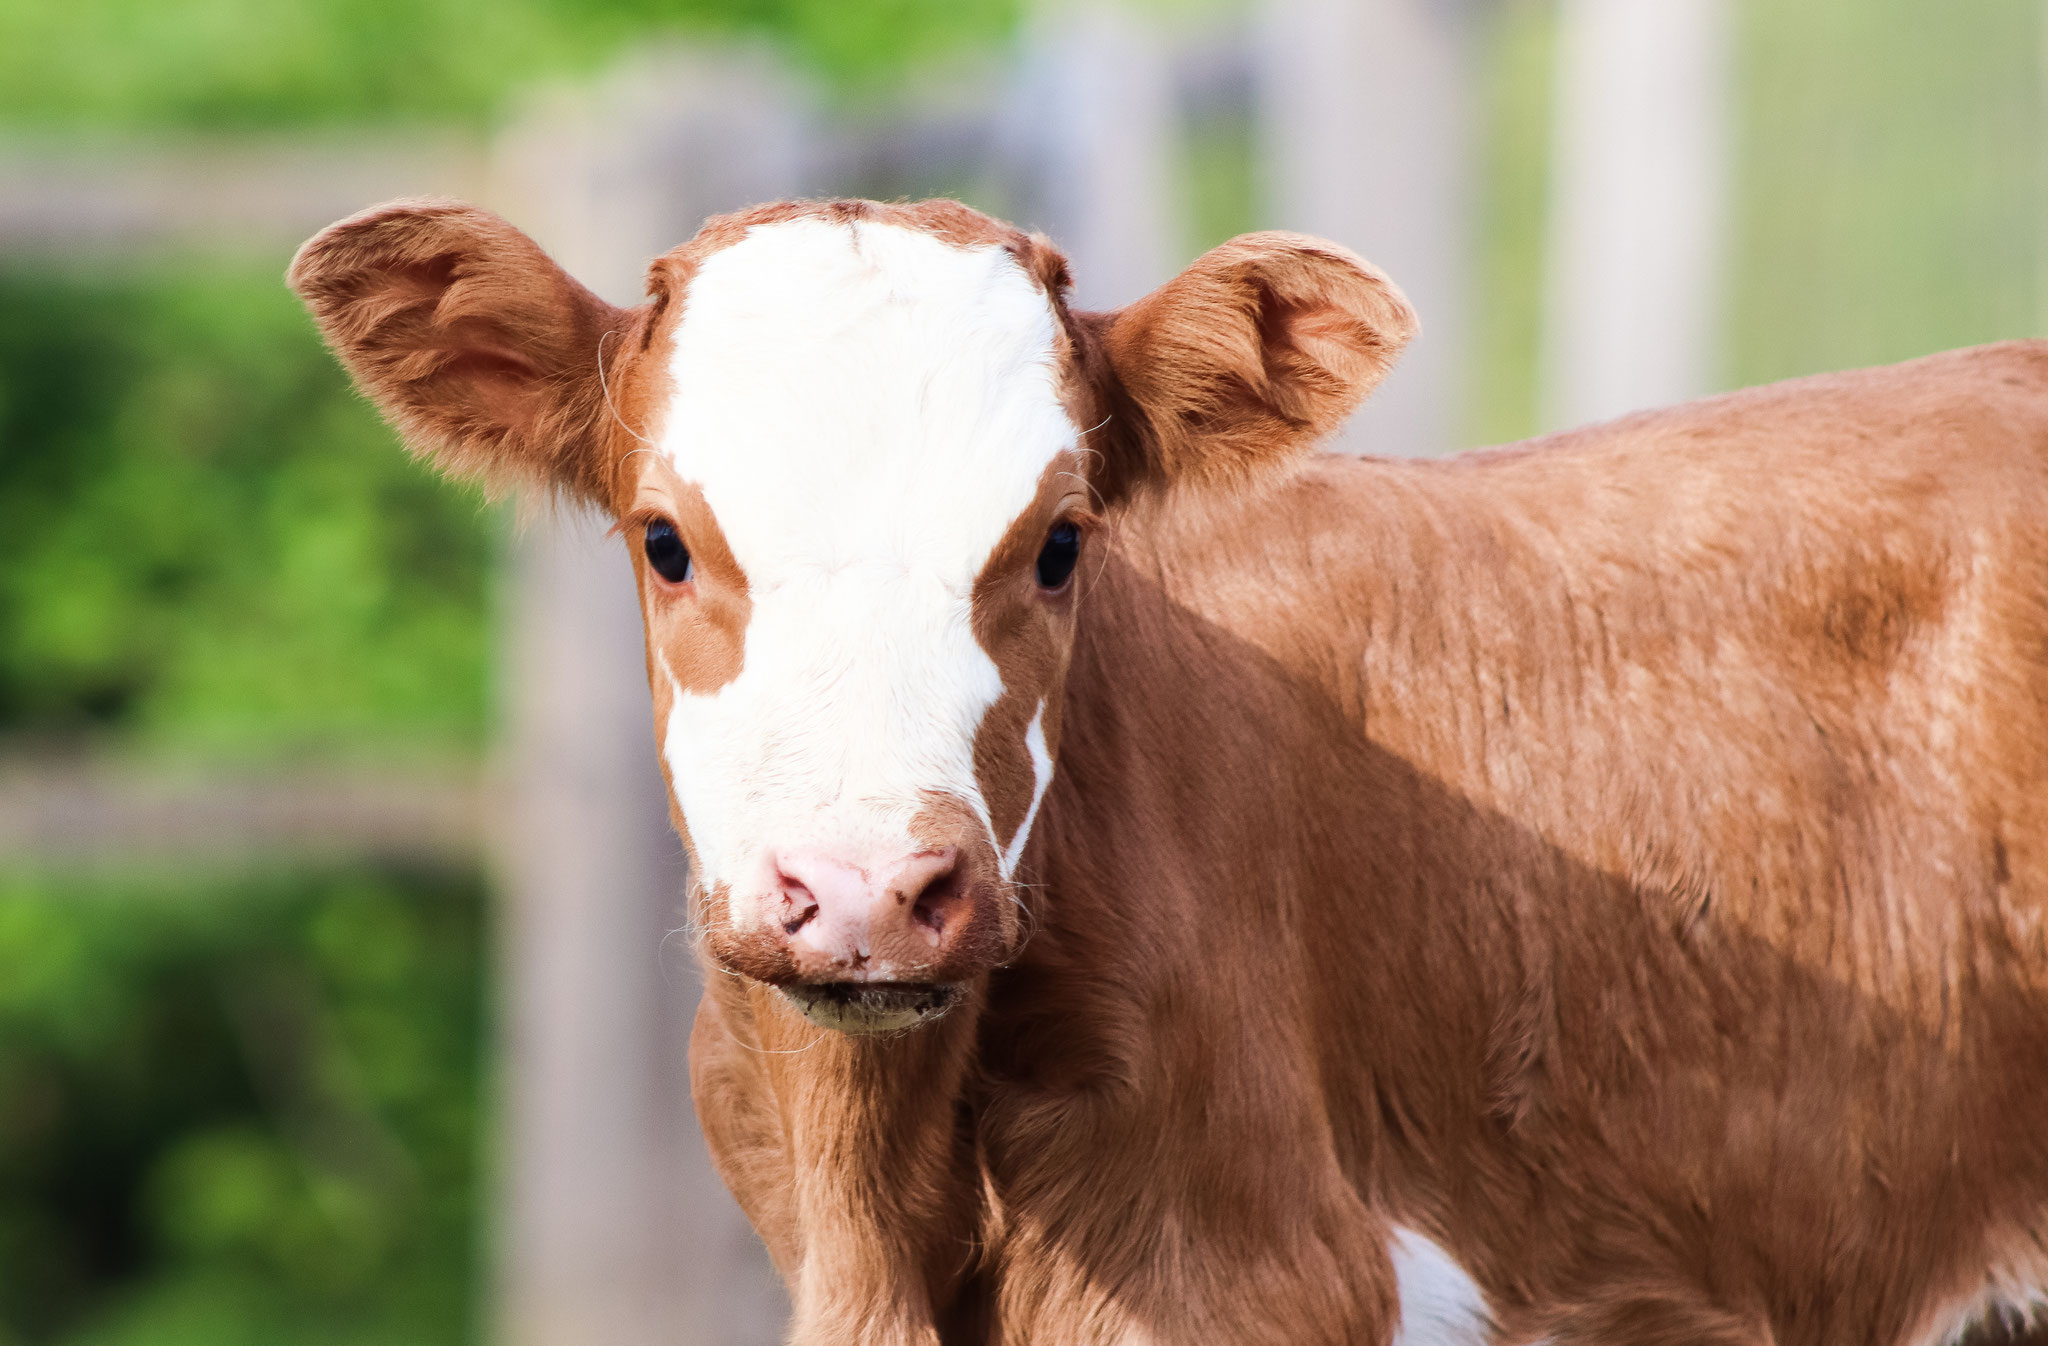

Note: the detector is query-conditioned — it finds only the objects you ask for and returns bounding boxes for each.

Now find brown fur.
[294,197,2048,1346]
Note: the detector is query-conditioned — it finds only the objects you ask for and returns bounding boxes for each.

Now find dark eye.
[643,519,693,584]
[1036,521,1080,590]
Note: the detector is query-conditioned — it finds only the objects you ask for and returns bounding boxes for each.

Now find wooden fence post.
[1540,0,1730,428]
[1004,0,1182,309]
[487,47,803,1346]
[1256,0,1480,456]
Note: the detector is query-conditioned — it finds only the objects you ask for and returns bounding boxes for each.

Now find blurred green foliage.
[1180,97,1260,258]
[1467,0,1556,446]
[1729,0,2043,387]
[1463,0,2042,445]
[0,267,495,756]
[0,0,1021,128]
[0,868,487,1346]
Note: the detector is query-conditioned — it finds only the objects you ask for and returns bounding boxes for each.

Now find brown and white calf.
[292,196,2048,1346]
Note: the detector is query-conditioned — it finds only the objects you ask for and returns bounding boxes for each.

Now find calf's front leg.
[692,975,984,1346]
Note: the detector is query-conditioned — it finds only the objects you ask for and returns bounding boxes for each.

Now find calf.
[291,196,2048,1346]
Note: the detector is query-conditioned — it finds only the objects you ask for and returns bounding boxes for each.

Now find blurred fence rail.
[0,132,490,259]
[0,755,486,871]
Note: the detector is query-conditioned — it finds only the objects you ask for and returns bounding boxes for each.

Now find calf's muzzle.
[775,846,971,979]
[703,821,1013,1032]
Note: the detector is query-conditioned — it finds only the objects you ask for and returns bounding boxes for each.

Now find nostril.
[779,877,819,936]
[908,857,964,936]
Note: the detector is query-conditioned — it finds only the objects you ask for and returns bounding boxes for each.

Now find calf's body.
[288,196,2048,1345]
[698,342,2048,1345]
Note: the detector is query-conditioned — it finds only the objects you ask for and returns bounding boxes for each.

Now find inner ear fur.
[288,197,629,508]
[1097,231,1417,490]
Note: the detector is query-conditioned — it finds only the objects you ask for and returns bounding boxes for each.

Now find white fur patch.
[1390,1225,1493,1346]
[1000,700,1054,879]
[1925,1281,2047,1346]
[654,217,1074,911]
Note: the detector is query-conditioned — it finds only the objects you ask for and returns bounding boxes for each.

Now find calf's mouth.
[779,981,959,1034]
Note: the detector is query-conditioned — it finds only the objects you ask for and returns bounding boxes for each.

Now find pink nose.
[774,847,970,979]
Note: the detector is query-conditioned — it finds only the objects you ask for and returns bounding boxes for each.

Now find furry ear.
[288,197,628,508]
[1097,232,1417,490]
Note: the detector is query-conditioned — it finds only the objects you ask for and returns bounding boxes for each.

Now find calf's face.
[290,197,1413,1033]
[630,213,1089,1028]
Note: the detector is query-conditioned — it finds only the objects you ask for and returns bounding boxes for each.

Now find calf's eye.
[643,519,693,584]
[1036,521,1081,590]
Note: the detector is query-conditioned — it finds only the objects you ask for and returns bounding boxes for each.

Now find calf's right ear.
[288,198,628,509]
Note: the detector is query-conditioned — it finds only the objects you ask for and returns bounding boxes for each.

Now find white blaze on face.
[655,217,1075,903]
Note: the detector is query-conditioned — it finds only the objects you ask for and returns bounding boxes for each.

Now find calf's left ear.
[288,197,628,508]
[1094,231,1416,491]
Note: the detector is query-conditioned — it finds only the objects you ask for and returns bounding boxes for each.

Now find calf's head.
[290,197,1413,1032]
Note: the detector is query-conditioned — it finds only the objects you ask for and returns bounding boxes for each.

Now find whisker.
[1001,874,1045,948]
[1054,465,1118,588]
[597,329,656,447]
[729,1024,831,1056]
